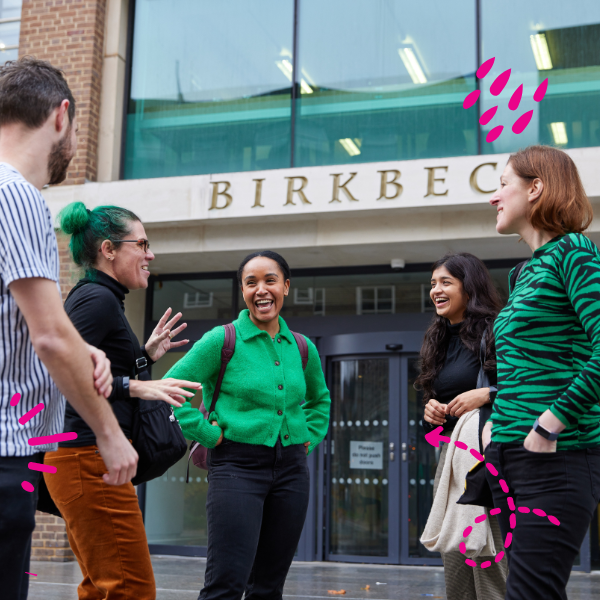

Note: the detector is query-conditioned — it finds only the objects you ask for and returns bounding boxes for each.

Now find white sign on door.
[350,441,383,470]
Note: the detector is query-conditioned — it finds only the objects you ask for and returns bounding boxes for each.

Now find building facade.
[10,0,600,568]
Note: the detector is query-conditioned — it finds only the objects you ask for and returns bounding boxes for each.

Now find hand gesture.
[129,378,201,408]
[446,388,490,418]
[145,307,189,362]
[424,399,447,426]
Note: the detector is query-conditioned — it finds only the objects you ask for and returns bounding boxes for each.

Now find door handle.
[402,452,407,462]
[390,451,395,461]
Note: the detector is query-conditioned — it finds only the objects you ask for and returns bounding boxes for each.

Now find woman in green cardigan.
[166,250,331,600]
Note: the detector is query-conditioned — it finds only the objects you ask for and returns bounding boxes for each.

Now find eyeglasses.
[111,238,150,253]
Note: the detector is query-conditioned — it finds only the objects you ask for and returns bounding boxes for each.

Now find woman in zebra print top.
[483,145,600,600]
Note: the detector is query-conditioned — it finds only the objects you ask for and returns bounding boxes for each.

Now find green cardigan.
[166,310,331,454]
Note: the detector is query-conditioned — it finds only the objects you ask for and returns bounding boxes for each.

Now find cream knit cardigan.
[420,409,496,558]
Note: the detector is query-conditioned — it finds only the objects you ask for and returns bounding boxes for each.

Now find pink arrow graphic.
[424,425,561,568]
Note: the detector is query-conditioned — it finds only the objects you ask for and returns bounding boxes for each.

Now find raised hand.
[145,307,190,362]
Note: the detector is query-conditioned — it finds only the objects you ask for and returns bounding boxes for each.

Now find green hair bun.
[59,201,90,236]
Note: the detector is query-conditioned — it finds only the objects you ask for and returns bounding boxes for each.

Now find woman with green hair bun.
[43,201,200,599]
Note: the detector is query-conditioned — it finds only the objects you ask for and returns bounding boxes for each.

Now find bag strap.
[207,323,236,416]
[479,328,487,366]
[291,331,309,370]
[509,260,528,294]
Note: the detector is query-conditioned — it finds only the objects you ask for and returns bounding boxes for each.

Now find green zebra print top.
[490,233,600,450]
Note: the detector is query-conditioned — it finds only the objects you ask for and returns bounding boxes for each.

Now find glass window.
[152,278,233,321]
[125,0,294,180]
[0,0,22,66]
[481,1,600,154]
[294,0,478,167]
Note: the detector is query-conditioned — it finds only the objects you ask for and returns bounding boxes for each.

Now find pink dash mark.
[510,514,517,529]
[21,481,34,492]
[533,508,546,517]
[463,526,473,538]
[486,463,498,476]
[534,78,549,102]
[481,561,492,569]
[477,57,496,79]
[499,479,509,494]
[518,507,530,514]
[508,84,523,111]
[10,392,21,406]
[486,125,504,143]
[19,402,45,425]
[454,440,468,450]
[479,106,498,126]
[548,515,560,526]
[475,514,487,524]
[459,542,467,554]
[495,551,505,563]
[490,508,502,516]
[512,110,534,134]
[505,532,513,548]
[463,89,481,110]
[28,432,77,446]
[28,462,56,474]
[507,497,516,511]
[465,559,477,568]
[490,69,512,96]
[25,572,37,576]
[470,448,484,461]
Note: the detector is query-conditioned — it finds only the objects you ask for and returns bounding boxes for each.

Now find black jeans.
[485,442,600,600]
[0,453,43,600]
[199,439,310,600]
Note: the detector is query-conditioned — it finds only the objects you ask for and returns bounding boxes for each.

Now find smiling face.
[489,162,537,236]
[241,256,290,327]
[108,220,154,290]
[430,265,469,325]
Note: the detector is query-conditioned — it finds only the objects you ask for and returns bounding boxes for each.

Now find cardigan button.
[277,410,283,416]
[275,361,280,366]
[278,384,283,390]
[284,434,289,440]
[277,338,281,343]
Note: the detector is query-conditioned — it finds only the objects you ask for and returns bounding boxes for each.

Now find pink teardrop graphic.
[533,78,548,102]
[486,125,504,143]
[477,57,495,79]
[508,84,523,111]
[490,69,511,96]
[463,89,480,110]
[479,106,498,125]
[512,110,534,134]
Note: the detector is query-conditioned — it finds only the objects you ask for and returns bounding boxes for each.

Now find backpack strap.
[207,323,236,415]
[291,331,309,370]
[509,260,528,294]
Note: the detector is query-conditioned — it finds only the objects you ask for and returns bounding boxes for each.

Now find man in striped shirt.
[0,57,138,598]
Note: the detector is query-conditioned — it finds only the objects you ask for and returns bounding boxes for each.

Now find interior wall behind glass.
[481,0,600,154]
[125,0,294,179]
[294,0,478,167]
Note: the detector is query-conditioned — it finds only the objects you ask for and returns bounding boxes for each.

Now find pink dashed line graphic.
[462,56,548,143]
[425,426,561,568]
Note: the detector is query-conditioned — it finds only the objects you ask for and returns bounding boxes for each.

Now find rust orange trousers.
[44,446,156,600]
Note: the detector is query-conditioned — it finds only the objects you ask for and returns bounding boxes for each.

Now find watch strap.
[533,418,559,442]
[123,376,130,398]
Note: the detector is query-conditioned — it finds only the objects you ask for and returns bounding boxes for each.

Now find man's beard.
[47,127,75,185]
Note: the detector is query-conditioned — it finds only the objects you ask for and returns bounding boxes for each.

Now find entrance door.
[317,332,440,565]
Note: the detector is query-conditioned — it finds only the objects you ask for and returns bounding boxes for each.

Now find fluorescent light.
[276,59,293,82]
[398,48,427,84]
[530,33,553,70]
[339,138,361,157]
[300,79,313,94]
[550,122,568,145]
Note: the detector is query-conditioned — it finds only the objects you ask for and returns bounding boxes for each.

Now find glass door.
[325,355,400,563]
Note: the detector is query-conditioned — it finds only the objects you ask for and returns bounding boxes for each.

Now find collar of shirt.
[81,269,129,307]
[532,234,565,260]
[236,308,294,344]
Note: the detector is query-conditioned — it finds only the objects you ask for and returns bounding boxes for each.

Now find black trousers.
[485,442,600,600]
[199,439,310,600]
[0,452,43,600]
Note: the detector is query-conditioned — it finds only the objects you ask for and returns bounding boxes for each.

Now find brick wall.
[19,0,107,185]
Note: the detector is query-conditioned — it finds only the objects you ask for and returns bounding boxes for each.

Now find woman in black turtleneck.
[416,253,506,600]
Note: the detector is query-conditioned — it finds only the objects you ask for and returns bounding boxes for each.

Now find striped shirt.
[0,163,64,456]
[491,233,600,450]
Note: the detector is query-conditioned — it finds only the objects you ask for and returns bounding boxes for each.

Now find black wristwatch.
[123,376,130,398]
[532,418,559,442]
